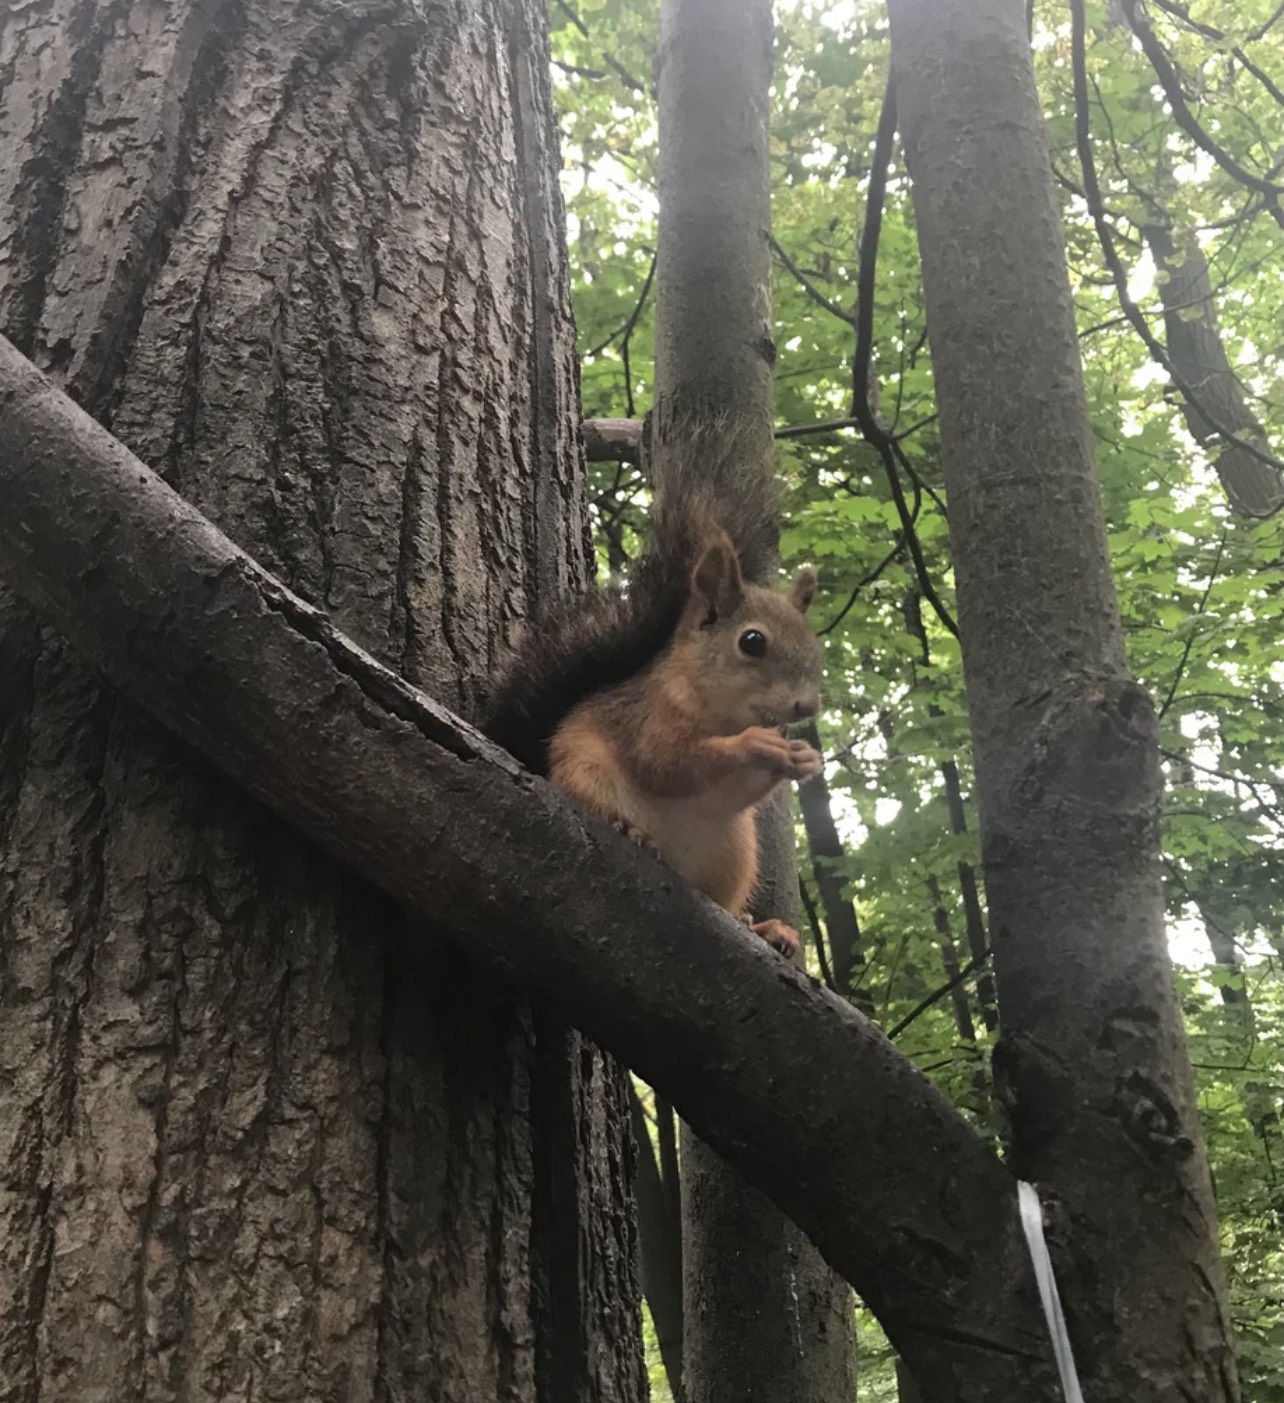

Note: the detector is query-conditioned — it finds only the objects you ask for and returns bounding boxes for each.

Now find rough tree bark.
[888,0,1240,1396]
[650,2,856,1400]
[0,4,642,1401]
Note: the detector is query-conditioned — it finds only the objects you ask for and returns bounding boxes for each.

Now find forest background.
[550,0,1284,1395]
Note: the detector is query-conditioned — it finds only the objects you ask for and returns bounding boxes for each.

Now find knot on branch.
[1020,676,1161,821]
[883,1220,970,1293]
[1112,1069,1196,1166]
[992,1031,1080,1151]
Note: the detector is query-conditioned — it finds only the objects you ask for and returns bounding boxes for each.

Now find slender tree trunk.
[895,1357,924,1403]
[939,758,998,1031]
[798,721,869,1009]
[888,0,1239,1396]
[925,883,991,1118]
[652,0,854,1398]
[1142,223,1283,517]
[0,3,643,1401]
[903,591,997,1044]
[630,1088,687,1403]
[927,877,978,1041]
[1196,898,1249,1007]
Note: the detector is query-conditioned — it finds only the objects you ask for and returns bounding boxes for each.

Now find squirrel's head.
[672,532,822,736]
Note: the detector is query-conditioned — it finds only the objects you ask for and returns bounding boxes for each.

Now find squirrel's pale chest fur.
[549,697,763,913]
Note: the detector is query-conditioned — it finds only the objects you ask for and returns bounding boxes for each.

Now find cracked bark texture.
[0,3,641,1402]
[888,0,1238,1396]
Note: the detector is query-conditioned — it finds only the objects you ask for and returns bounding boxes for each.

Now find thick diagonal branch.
[0,334,1055,1400]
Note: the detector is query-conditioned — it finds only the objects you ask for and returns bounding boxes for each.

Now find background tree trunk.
[797,722,868,1009]
[1142,222,1283,517]
[0,3,642,1401]
[630,1089,686,1403]
[887,0,1239,1396]
[652,1,855,1399]
[895,1358,923,1403]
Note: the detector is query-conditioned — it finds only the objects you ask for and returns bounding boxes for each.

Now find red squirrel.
[485,461,822,957]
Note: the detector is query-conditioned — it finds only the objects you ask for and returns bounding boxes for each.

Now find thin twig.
[817,538,909,636]
[1157,527,1228,719]
[1148,0,1284,106]
[585,249,658,359]
[1119,0,1284,220]
[552,0,648,93]
[1248,0,1284,41]
[889,947,994,1041]
[892,412,938,443]
[799,877,838,992]
[1069,0,1284,493]
[848,78,958,638]
[775,414,866,440]
[771,236,858,327]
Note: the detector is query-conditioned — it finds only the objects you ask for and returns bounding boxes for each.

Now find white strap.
[1017,1180,1085,1402]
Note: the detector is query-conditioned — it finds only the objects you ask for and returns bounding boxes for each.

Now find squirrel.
[484,433,823,958]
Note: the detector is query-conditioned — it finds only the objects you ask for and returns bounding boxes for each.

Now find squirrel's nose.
[793,694,819,720]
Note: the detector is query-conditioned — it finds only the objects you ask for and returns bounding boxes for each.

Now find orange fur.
[549,704,764,911]
[547,546,823,932]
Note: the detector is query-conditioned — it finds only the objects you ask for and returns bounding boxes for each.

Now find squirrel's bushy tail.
[483,416,781,774]
[648,412,780,586]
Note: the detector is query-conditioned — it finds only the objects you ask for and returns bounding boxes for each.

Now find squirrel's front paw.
[744,916,801,960]
[737,727,823,782]
[611,816,661,856]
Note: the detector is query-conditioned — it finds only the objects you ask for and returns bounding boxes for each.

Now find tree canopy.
[552,0,1284,1394]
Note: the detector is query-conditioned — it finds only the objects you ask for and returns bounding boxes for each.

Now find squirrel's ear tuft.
[789,567,817,614]
[691,533,744,620]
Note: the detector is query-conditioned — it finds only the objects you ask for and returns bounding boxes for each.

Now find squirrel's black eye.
[738,629,767,658]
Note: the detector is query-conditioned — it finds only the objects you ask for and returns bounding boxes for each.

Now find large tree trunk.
[887,0,1239,1397]
[652,1,854,1399]
[0,4,642,1401]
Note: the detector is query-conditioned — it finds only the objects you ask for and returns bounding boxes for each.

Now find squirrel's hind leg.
[548,716,661,856]
[611,815,661,854]
[741,915,801,961]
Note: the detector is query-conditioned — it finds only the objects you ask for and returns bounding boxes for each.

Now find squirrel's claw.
[784,739,823,782]
[738,728,822,782]
[743,916,801,960]
[612,816,661,855]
